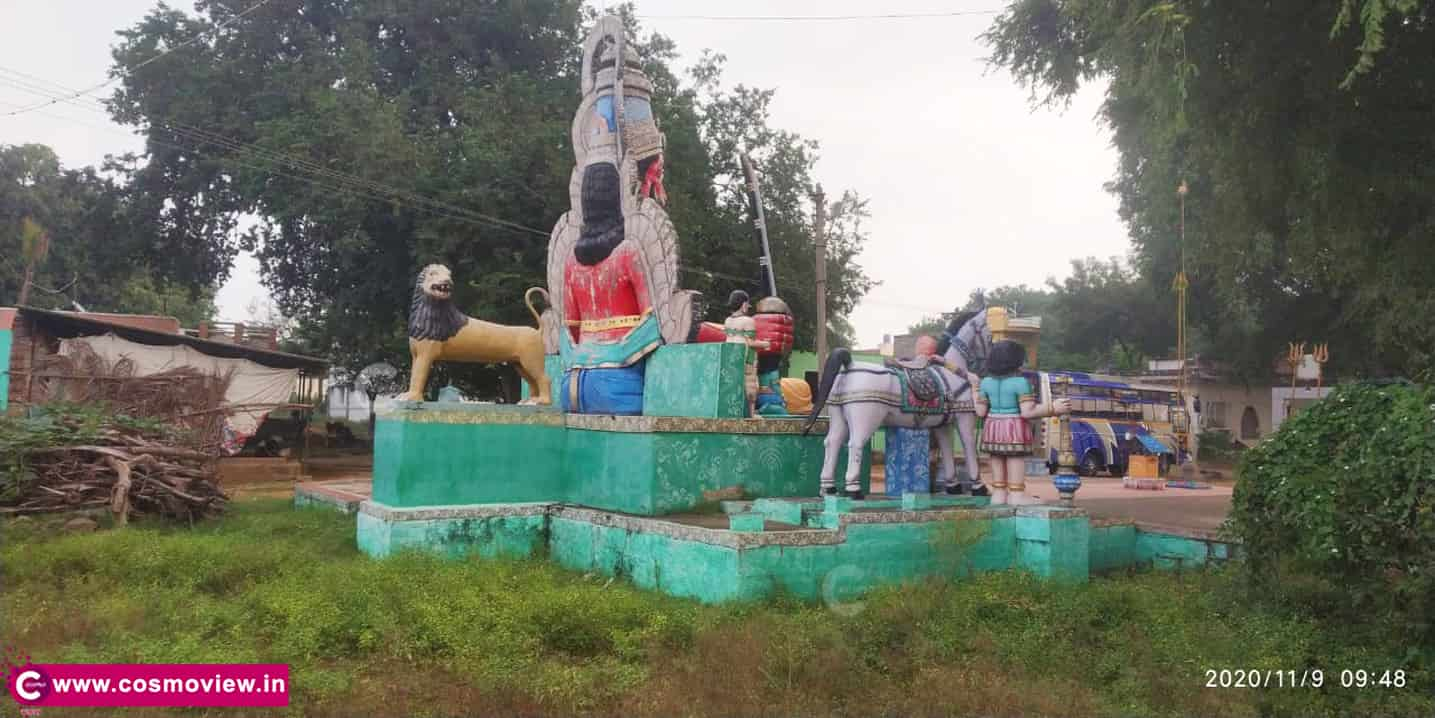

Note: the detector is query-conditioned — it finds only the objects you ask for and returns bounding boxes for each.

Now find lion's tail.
[524,287,550,328]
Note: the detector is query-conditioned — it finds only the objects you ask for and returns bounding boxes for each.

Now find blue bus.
[1027,370,1192,476]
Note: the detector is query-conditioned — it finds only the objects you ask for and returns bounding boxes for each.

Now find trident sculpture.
[1313,343,1330,391]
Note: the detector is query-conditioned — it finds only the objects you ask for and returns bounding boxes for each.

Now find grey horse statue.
[804,310,993,498]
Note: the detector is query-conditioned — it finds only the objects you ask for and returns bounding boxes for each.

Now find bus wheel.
[1079,452,1101,477]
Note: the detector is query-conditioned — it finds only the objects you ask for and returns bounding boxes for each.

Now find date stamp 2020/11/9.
[1205,669,1408,689]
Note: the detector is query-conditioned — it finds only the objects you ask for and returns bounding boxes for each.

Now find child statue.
[724,290,771,417]
[968,340,1071,505]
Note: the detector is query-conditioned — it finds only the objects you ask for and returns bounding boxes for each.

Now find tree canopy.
[984,0,1435,380]
[905,257,1173,373]
[104,0,871,394]
[1,143,217,325]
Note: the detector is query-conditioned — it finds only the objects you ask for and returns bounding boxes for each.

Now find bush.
[1196,429,1241,463]
[1231,382,1435,647]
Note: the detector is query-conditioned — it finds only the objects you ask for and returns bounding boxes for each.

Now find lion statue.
[402,264,551,404]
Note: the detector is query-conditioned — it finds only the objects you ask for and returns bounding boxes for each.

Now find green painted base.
[643,343,748,418]
[373,404,870,515]
[355,498,1241,604]
[357,499,1138,603]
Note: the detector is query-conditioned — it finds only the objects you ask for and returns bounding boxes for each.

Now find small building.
[1130,356,1333,442]
[1,306,327,451]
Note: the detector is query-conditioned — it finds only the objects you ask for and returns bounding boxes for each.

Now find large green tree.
[106,1,871,396]
[1,144,216,325]
[984,0,1435,380]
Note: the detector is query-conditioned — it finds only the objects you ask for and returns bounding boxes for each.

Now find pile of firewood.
[3,416,226,522]
[4,414,228,523]
[32,343,235,453]
[4,344,235,523]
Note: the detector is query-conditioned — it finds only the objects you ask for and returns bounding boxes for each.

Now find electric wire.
[637,10,999,22]
[0,69,551,236]
[2,0,277,117]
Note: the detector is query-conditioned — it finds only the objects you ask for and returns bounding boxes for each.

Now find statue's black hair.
[575,162,625,266]
[986,340,1027,377]
[728,289,750,311]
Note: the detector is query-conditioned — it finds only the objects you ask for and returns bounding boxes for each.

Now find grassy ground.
[2,499,1430,717]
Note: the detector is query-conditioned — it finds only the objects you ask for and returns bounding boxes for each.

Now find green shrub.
[1231,382,1435,647]
[1196,429,1241,463]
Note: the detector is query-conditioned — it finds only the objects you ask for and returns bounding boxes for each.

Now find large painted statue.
[541,15,700,415]
[402,264,550,404]
[970,340,1071,505]
[805,310,995,499]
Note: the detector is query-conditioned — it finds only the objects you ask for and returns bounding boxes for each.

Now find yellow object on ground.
[781,378,813,414]
[1127,455,1160,479]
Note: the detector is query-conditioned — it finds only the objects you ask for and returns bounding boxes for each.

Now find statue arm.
[1020,396,1071,419]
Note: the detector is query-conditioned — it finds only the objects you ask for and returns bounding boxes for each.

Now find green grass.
[2,500,1430,717]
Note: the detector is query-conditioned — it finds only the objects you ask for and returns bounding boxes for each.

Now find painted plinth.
[883,427,932,494]
[357,497,1099,603]
[372,403,870,516]
[522,343,753,419]
[1089,519,1239,573]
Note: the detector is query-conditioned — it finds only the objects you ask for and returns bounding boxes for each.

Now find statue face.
[421,264,454,301]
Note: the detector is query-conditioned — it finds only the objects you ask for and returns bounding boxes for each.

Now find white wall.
[1271,386,1334,432]
[326,385,400,423]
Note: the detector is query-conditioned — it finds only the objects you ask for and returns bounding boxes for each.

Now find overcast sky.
[1,0,1127,346]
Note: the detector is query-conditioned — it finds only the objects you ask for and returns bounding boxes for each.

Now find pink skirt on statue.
[981,415,1033,456]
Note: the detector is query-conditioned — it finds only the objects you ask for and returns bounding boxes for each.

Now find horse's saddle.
[884,360,950,413]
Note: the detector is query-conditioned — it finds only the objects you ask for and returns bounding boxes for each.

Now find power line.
[637,9,999,22]
[0,69,552,237]
[2,0,277,117]
[0,86,535,232]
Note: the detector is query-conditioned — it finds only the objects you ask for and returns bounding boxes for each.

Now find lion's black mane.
[409,270,468,341]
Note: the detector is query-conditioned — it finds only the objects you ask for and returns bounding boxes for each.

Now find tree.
[115,272,218,327]
[354,362,401,429]
[107,2,872,394]
[984,0,1435,379]
[1,144,216,320]
[15,217,49,306]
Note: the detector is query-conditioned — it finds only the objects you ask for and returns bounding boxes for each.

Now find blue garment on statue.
[560,361,646,415]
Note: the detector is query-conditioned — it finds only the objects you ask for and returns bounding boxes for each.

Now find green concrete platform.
[355,493,1239,603]
[373,403,870,516]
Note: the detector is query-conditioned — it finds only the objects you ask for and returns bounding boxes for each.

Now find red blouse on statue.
[563,241,652,344]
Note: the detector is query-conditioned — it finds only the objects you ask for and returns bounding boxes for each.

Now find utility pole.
[813,185,828,378]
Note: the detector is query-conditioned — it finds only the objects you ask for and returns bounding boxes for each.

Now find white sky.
[0,0,1128,346]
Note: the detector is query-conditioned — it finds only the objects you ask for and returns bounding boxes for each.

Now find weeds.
[2,499,1430,716]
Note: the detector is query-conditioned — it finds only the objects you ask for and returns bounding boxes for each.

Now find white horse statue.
[803,310,992,498]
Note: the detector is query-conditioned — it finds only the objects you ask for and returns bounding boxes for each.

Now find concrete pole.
[813,185,828,378]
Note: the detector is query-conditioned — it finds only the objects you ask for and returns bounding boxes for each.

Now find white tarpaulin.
[59,333,298,438]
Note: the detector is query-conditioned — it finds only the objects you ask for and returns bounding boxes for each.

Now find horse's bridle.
[943,321,987,375]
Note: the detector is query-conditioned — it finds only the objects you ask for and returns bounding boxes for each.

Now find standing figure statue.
[968,340,1071,505]
[724,290,771,416]
[540,15,701,414]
